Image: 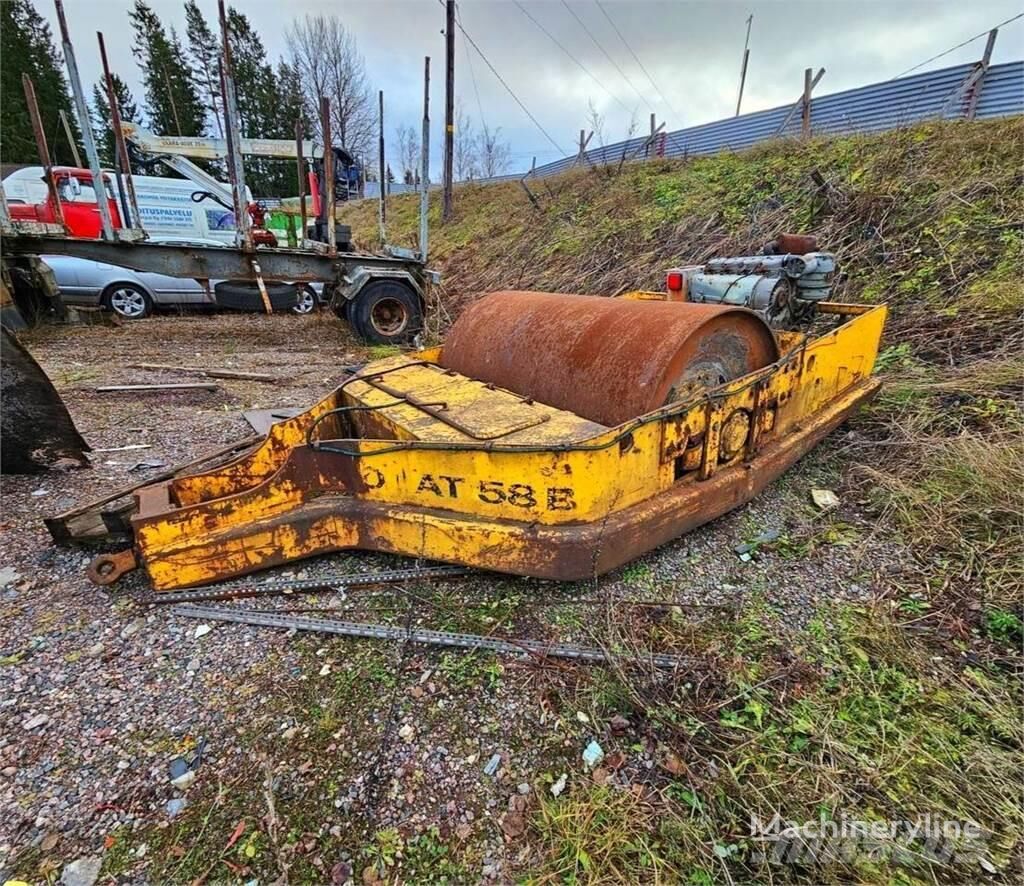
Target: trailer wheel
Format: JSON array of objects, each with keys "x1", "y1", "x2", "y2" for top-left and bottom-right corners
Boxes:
[
  {"x1": 103, "y1": 283, "x2": 152, "y2": 319},
  {"x1": 349, "y1": 280, "x2": 422, "y2": 345}
]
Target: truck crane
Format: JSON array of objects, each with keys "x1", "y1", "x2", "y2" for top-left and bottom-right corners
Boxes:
[{"x1": 121, "y1": 123, "x2": 361, "y2": 249}]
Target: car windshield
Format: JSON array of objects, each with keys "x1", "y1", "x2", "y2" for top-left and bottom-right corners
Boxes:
[{"x1": 56, "y1": 176, "x2": 116, "y2": 203}]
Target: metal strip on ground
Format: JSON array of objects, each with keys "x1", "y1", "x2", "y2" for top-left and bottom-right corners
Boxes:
[
  {"x1": 143, "y1": 565, "x2": 473, "y2": 605},
  {"x1": 171, "y1": 604, "x2": 697, "y2": 670}
]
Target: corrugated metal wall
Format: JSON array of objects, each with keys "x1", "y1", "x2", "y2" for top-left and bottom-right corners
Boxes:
[{"x1": 490, "y1": 60, "x2": 1023, "y2": 182}]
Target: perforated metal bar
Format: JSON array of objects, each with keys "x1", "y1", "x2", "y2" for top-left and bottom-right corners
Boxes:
[
  {"x1": 171, "y1": 604, "x2": 696, "y2": 670},
  {"x1": 144, "y1": 565, "x2": 471, "y2": 605}
]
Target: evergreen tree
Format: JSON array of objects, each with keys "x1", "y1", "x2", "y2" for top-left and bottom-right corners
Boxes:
[
  {"x1": 226, "y1": 6, "x2": 298, "y2": 196},
  {"x1": 184, "y1": 0, "x2": 223, "y2": 137},
  {"x1": 129, "y1": 0, "x2": 205, "y2": 137},
  {"x1": 1, "y1": 0, "x2": 81, "y2": 165},
  {"x1": 275, "y1": 59, "x2": 311, "y2": 198},
  {"x1": 91, "y1": 75, "x2": 140, "y2": 167}
]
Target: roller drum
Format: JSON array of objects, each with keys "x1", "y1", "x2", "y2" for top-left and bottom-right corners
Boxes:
[{"x1": 440, "y1": 291, "x2": 779, "y2": 427}]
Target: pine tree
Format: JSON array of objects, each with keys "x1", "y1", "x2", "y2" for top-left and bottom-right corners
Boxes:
[
  {"x1": 276, "y1": 59, "x2": 311, "y2": 198},
  {"x1": 129, "y1": 0, "x2": 205, "y2": 137},
  {"x1": 1, "y1": 0, "x2": 81, "y2": 165},
  {"x1": 184, "y1": 0, "x2": 223, "y2": 137},
  {"x1": 226, "y1": 7, "x2": 298, "y2": 196},
  {"x1": 91, "y1": 75, "x2": 140, "y2": 167}
]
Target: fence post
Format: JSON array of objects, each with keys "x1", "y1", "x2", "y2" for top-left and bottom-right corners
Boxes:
[
  {"x1": 966, "y1": 28, "x2": 998, "y2": 120},
  {"x1": 802, "y1": 68, "x2": 813, "y2": 138}
]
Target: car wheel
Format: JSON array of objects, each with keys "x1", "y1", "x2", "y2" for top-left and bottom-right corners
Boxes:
[
  {"x1": 349, "y1": 280, "x2": 422, "y2": 345},
  {"x1": 103, "y1": 283, "x2": 152, "y2": 319},
  {"x1": 292, "y1": 285, "x2": 319, "y2": 315}
]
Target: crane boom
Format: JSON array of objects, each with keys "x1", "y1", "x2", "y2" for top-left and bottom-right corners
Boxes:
[
  {"x1": 121, "y1": 122, "x2": 331, "y2": 162},
  {"x1": 120, "y1": 122, "x2": 362, "y2": 240}
]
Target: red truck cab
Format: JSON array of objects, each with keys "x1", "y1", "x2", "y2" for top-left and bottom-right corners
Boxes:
[{"x1": 9, "y1": 167, "x2": 122, "y2": 238}]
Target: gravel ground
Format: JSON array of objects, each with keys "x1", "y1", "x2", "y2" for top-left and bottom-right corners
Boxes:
[{"x1": 0, "y1": 312, "x2": 907, "y2": 883}]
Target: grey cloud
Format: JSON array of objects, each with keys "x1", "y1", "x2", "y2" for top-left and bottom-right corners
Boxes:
[{"x1": 41, "y1": 0, "x2": 1023, "y2": 179}]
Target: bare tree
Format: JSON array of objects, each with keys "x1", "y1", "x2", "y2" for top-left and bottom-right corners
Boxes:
[
  {"x1": 286, "y1": 15, "x2": 374, "y2": 159},
  {"x1": 394, "y1": 123, "x2": 419, "y2": 184},
  {"x1": 453, "y1": 103, "x2": 478, "y2": 181},
  {"x1": 476, "y1": 123, "x2": 511, "y2": 178}
]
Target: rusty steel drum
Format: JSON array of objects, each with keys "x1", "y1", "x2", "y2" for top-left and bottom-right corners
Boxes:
[{"x1": 440, "y1": 291, "x2": 780, "y2": 427}]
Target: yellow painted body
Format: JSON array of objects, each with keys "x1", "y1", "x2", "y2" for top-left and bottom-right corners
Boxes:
[{"x1": 125, "y1": 301, "x2": 887, "y2": 590}]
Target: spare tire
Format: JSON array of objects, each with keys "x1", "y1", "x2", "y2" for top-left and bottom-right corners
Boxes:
[{"x1": 214, "y1": 281, "x2": 298, "y2": 312}]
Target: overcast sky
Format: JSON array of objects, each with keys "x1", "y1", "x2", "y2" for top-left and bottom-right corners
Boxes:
[{"x1": 40, "y1": 0, "x2": 1024, "y2": 177}]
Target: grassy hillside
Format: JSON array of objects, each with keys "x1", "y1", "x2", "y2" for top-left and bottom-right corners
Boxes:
[{"x1": 336, "y1": 118, "x2": 1024, "y2": 883}]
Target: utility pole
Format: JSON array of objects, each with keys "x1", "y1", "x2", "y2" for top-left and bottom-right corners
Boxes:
[
  {"x1": 442, "y1": 0, "x2": 455, "y2": 222},
  {"x1": 420, "y1": 57, "x2": 431, "y2": 261},
  {"x1": 735, "y1": 14, "x2": 753, "y2": 116}
]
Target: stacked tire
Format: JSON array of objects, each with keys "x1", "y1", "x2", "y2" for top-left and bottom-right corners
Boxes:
[{"x1": 214, "y1": 281, "x2": 298, "y2": 312}]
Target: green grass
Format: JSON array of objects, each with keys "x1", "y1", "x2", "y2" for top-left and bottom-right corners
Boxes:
[
  {"x1": 367, "y1": 343, "x2": 403, "y2": 359},
  {"x1": 530, "y1": 604, "x2": 1024, "y2": 884}
]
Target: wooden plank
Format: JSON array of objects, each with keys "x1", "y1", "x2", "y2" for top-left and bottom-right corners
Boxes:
[
  {"x1": 95, "y1": 383, "x2": 218, "y2": 392},
  {"x1": 128, "y1": 363, "x2": 278, "y2": 383}
]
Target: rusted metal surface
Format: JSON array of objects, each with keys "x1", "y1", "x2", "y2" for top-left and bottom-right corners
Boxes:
[
  {"x1": 1, "y1": 238, "x2": 375, "y2": 284},
  {"x1": 98, "y1": 31, "x2": 142, "y2": 233},
  {"x1": 440, "y1": 291, "x2": 779, "y2": 427},
  {"x1": 116, "y1": 377, "x2": 879, "y2": 588},
  {"x1": 86, "y1": 548, "x2": 137, "y2": 585},
  {"x1": 1, "y1": 327, "x2": 89, "y2": 473},
  {"x1": 21, "y1": 73, "x2": 66, "y2": 231},
  {"x1": 321, "y1": 96, "x2": 336, "y2": 253},
  {"x1": 173, "y1": 605, "x2": 697, "y2": 669},
  {"x1": 765, "y1": 233, "x2": 818, "y2": 255},
  {"x1": 68, "y1": 292, "x2": 886, "y2": 592},
  {"x1": 56, "y1": 0, "x2": 114, "y2": 241},
  {"x1": 141, "y1": 564, "x2": 471, "y2": 605},
  {"x1": 217, "y1": 0, "x2": 251, "y2": 251},
  {"x1": 45, "y1": 435, "x2": 260, "y2": 543}
]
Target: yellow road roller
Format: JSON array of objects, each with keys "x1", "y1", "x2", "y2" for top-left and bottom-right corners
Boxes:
[{"x1": 87, "y1": 281, "x2": 887, "y2": 591}]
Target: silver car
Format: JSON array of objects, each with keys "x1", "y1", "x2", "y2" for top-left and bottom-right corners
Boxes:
[{"x1": 45, "y1": 236, "x2": 321, "y2": 319}]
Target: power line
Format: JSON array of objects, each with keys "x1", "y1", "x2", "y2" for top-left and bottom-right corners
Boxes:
[
  {"x1": 457, "y1": 4, "x2": 488, "y2": 127},
  {"x1": 593, "y1": 0, "x2": 681, "y2": 123},
  {"x1": 560, "y1": 0, "x2": 655, "y2": 114},
  {"x1": 513, "y1": 0, "x2": 634, "y2": 116},
  {"x1": 442, "y1": 0, "x2": 568, "y2": 155},
  {"x1": 891, "y1": 12, "x2": 1024, "y2": 79}
]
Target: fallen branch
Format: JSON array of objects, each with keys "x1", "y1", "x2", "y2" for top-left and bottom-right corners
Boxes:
[{"x1": 128, "y1": 364, "x2": 278, "y2": 383}]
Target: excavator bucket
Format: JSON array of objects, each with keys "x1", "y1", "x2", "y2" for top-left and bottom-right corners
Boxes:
[
  {"x1": 1, "y1": 327, "x2": 89, "y2": 474},
  {"x1": 85, "y1": 289, "x2": 887, "y2": 591}
]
